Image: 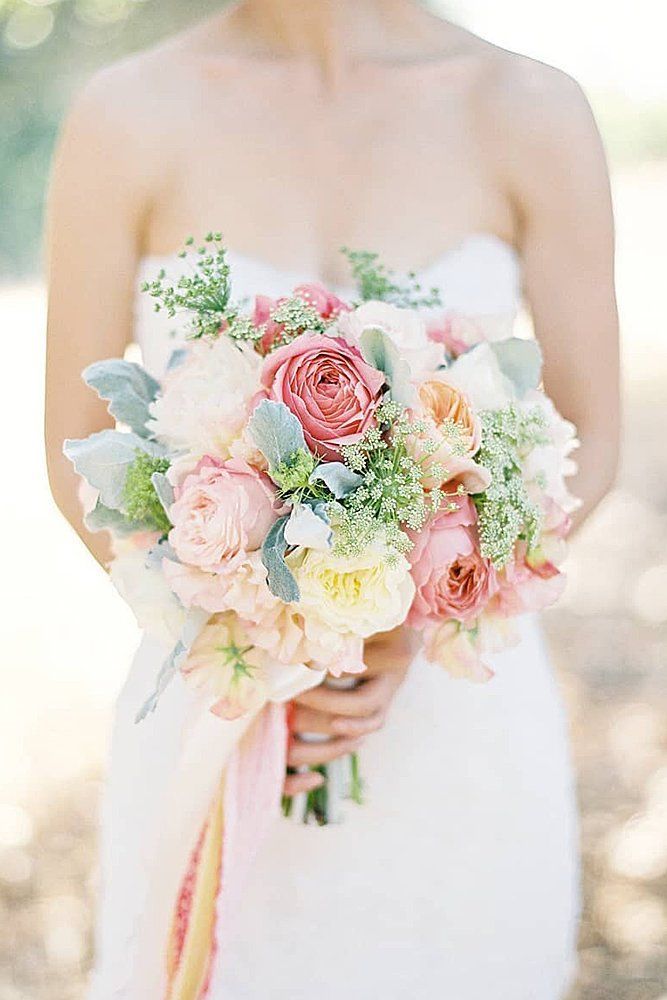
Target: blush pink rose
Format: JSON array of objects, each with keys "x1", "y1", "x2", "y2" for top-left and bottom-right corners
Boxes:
[
  {"x1": 260, "y1": 333, "x2": 386, "y2": 460},
  {"x1": 293, "y1": 282, "x2": 349, "y2": 319},
  {"x1": 427, "y1": 313, "x2": 484, "y2": 358},
  {"x1": 493, "y1": 556, "x2": 566, "y2": 617},
  {"x1": 168, "y1": 457, "x2": 276, "y2": 575},
  {"x1": 253, "y1": 284, "x2": 349, "y2": 354},
  {"x1": 408, "y1": 496, "x2": 498, "y2": 628}
]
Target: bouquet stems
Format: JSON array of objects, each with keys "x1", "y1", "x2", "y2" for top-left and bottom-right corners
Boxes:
[
  {"x1": 282, "y1": 751, "x2": 363, "y2": 825},
  {"x1": 283, "y1": 676, "x2": 364, "y2": 825}
]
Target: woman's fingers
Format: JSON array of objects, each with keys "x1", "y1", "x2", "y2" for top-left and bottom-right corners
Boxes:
[
  {"x1": 290, "y1": 703, "x2": 385, "y2": 737},
  {"x1": 287, "y1": 735, "x2": 362, "y2": 768},
  {"x1": 294, "y1": 673, "x2": 395, "y2": 719},
  {"x1": 283, "y1": 771, "x2": 324, "y2": 797},
  {"x1": 289, "y1": 704, "x2": 335, "y2": 735}
]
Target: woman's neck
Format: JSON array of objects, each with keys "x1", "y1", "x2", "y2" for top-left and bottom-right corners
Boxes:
[{"x1": 232, "y1": 0, "x2": 434, "y2": 82}]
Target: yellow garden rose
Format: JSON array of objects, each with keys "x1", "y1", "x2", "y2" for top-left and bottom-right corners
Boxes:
[{"x1": 287, "y1": 542, "x2": 415, "y2": 639}]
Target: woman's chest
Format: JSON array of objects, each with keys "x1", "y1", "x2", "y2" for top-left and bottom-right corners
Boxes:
[{"x1": 145, "y1": 64, "x2": 513, "y2": 280}]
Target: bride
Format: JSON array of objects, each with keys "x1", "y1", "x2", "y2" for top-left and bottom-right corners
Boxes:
[{"x1": 45, "y1": 1, "x2": 620, "y2": 997}]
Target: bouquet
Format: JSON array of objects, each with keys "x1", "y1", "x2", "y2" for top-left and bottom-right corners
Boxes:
[{"x1": 65, "y1": 234, "x2": 578, "y2": 825}]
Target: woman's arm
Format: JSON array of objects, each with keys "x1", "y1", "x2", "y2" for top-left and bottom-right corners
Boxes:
[
  {"x1": 496, "y1": 62, "x2": 621, "y2": 529},
  {"x1": 45, "y1": 73, "x2": 152, "y2": 566}
]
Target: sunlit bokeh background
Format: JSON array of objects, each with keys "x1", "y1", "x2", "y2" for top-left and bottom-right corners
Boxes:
[{"x1": 1, "y1": 1, "x2": 666, "y2": 997}]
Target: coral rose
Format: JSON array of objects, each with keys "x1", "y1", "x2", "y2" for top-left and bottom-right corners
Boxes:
[
  {"x1": 408, "y1": 496, "x2": 497, "y2": 627},
  {"x1": 168, "y1": 457, "x2": 275, "y2": 575},
  {"x1": 260, "y1": 333, "x2": 385, "y2": 460}
]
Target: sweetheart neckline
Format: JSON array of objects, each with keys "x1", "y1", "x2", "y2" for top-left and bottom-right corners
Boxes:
[{"x1": 137, "y1": 232, "x2": 520, "y2": 294}]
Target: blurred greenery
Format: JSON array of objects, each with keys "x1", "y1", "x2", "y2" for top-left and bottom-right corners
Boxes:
[{"x1": 1, "y1": 0, "x2": 666, "y2": 277}]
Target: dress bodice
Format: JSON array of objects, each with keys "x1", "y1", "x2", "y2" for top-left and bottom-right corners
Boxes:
[{"x1": 133, "y1": 233, "x2": 522, "y2": 377}]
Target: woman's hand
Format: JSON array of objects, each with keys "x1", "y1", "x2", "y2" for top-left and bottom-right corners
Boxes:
[{"x1": 283, "y1": 627, "x2": 417, "y2": 797}]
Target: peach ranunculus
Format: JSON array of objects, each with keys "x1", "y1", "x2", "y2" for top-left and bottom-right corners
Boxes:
[
  {"x1": 407, "y1": 496, "x2": 497, "y2": 628},
  {"x1": 408, "y1": 378, "x2": 491, "y2": 494},
  {"x1": 181, "y1": 612, "x2": 269, "y2": 720},
  {"x1": 423, "y1": 620, "x2": 494, "y2": 683},
  {"x1": 260, "y1": 333, "x2": 386, "y2": 460},
  {"x1": 423, "y1": 613, "x2": 519, "y2": 683},
  {"x1": 168, "y1": 457, "x2": 276, "y2": 575}
]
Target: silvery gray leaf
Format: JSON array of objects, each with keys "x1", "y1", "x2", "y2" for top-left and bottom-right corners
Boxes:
[
  {"x1": 64, "y1": 430, "x2": 164, "y2": 510},
  {"x1": 247, "y1": 400, "x2": 306, "y2": 471},
  {"x1": 359, "y1": 328, "x2": 416, "y2": 407},
  {"x1": 134, "y1": 608, "x2": 207, "y2": 723},
  {"x1": 284, "y1": 502, "x2": 332, "y2": 551},
  {"x1": 83, "y1": 359, "x2": 161, "y2": 438},
  {"x1": 261, "y1": 516, "x2": 300, "y2": 603},
  {"x1": 166, "y1": 347, "x2": 188, "y2": 371},
  {"x1": 151, "y1": 471, "x2": 175, "y2": 518},
  {"x1": 85, "y1": 499, "x2": 143, "y2": 536},
  {"x1": 145, "y1": 538, "x2": 178, "y2": 571},
  {"x1": 180, "y1": 607, "x2": 210, "y2": 648},
  {"x1": 135, "y1": 641, "x2": 186, "y2": 723},
  {"x1": 309, "y1": 462, "x2": 363, "y2": 498},
  {"x1": 490, "y1": 339, "x2": 543, "y2": 398}
]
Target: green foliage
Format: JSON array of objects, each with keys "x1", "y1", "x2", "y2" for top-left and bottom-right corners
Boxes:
[
  {"x1": 271, "y1": 449, "x2": 317, "y2": 492},
  {"x1": 122, "y1": 450, "x2": 171, "y2": 533},
  {"x1": 141, "y1": 234, "x2": 233, "y2": 339},
  {"x1": 473, "y1": 405, "x2": 547, "y2": 568},
  {"x1": 341, "y1": 247, "x2": 441, "y2": 309},
  {"x1": 334, "y1": 402, "x2": 444, "y2": 560}
]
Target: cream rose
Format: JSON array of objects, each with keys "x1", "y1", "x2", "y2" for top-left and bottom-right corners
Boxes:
[{"x1": 287, "y1": 541, "x2": 415, "y2": 638}]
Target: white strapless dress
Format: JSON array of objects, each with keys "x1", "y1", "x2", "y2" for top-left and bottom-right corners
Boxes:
[{"x1": 89, "y1": 236, "x2": 580, "y2": 999}]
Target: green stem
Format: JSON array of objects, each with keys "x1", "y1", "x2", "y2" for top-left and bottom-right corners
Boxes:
[{"x1": 350, "y1": 752, "x2": 364, "y2": 806}]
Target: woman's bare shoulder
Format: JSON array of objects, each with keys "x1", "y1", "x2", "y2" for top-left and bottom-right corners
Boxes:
[{"x1": 464, "y1": 36, "x2": 598, "y2": 145}]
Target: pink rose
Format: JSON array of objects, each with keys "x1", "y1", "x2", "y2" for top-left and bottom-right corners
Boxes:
[
  {"x1": 408, "y1": 496, "x2": 497, "y2": 627},
  {"x1": 260, "y1": 333, "x2": 386, "y2": 460},
  {"x1": 494, "y1": 560, "x2": 566, "y2": 617},
  {"x1": 253, "y1": 285, "x2": 349, "y2": 354},
  {"x1": 293, "y1": 282, "x2": 348, "y2": 320},
  {"x1": 168, "y1": 457, "x2": 275, "y2": 575},
  {"x1": 427, "y1": 313, "x2": 484, "y2": 358}
]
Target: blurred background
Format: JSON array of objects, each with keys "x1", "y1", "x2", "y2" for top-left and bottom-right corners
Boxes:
[{"x1": 0, "y1": 1, "x2": 665, "y2": 997}]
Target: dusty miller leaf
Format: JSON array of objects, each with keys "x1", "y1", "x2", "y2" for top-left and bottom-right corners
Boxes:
[
  {"x1": 490, "y1": 339, "x2": 543, "y2": 398},
  {"x1": 83, "y1": 359, "x2": 160, "y2": 438},
  {"x1": 359, "y1": 328, "x2": 415, "y2": 406},
  {"x1": 309, "y1": 462, "x2": 363, "y2": 498},
  {"x1": 247, "y1": 400, "x2": 307, "y2": 470},
  {"x1": 261, "y1": 516, "x2": 300, "y2": 602},
  {"x1": 63, "y1": 430, "x2": 164, "y2": 511}
]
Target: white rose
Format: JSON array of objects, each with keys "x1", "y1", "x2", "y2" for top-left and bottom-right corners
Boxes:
[
  {"x1": 444, "y1": 342, "x2": 514, "y2": 412},
  {"x1": 148, "y1": 337, "x2": 260, "y2": 460},
  {"x1": 110, "y1": 545, "x2": 186, "y2": 646},
  {"x1": 521, "y1": 390, "x2": 580, "y2": 513},
  {"x1": 337, "y1": 301, "x2": 443, "y2": 382}
]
